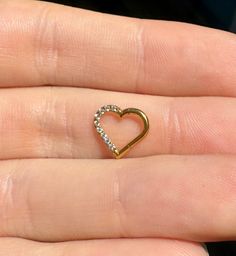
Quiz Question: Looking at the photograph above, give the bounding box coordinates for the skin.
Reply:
[0,0,236,255]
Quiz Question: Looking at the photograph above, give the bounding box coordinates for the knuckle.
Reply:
[166,98,185,153]
[38,87,75,158]
[134,19,168,95]
[37,87,57,157]
[0,167,15,235]
[132,18,146,94]
[0,161,34,236]
[112,166,128,237]
[33,5,59,85]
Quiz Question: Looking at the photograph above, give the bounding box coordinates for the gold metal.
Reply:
[94,105,149,159]
[113,108,149,159]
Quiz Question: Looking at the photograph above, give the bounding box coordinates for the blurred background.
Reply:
[44,0,236,255]
[48,0,236,31]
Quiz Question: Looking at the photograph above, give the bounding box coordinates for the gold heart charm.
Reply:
[94,105,149,159]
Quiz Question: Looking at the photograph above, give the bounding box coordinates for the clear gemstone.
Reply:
[94,106,121,153]
[109,143,115,150]
[107,140,112,146]
[97,109,105,116]
[102,133,108,139]
[94,120,100,127]
[102,135,110,143]
[104,137,109,142]
[96,127,103,133]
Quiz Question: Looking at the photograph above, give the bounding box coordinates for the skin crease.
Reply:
[0,0,235,255]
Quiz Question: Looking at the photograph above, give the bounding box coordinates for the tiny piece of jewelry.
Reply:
[94,105,149,159]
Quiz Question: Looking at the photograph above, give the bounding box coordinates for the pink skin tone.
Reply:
[0,0,236,255]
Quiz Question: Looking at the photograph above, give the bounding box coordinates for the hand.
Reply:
[0,0,236,255]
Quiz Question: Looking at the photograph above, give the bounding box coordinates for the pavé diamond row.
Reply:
[94,105,121,153]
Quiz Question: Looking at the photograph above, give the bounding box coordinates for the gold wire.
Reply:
[112,108,149,159]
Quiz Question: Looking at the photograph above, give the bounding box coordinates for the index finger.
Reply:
[0,0,236,96]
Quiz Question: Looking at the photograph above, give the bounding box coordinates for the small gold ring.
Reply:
[94,105,149,159]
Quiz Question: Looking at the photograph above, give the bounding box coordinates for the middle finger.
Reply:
[0,87,235,159]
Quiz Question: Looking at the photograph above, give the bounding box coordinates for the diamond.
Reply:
[109,143,116,150]
[96,127,103,133]
[106,105,111,111]
[94,106,120,153]
[105,140,111,146]
[102,133,108,139]
[97,108,105,116]
[94,120,100,127]
[104,137,109,143]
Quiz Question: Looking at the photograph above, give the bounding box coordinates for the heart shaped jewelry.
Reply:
[94,105,149,159]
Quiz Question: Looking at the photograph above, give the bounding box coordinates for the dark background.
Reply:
[45,0,236,255]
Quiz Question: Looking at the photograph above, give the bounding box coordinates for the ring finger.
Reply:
[0,155,235,242]
[0,238,208,256]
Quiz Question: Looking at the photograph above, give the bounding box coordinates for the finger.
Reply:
[1,1,236,96]
[0,87,236,159]
[0,238,208,256]
[0,156,235,242]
